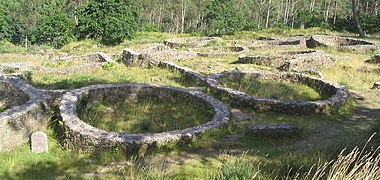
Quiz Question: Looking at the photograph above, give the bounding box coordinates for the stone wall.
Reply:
[0,77,49,151]
[158,61,207,86]
[235,50,335,72]
[36,52,113,75]
[306,35,379,53]
[206,70,349,114]
[59,84,230,153]
[196,46,249,58]
[164,37,223,48]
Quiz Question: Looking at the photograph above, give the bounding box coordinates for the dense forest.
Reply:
[0,0,379,48]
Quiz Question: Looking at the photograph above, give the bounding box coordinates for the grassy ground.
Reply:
[0,30,379,179]
[220,77,322,101]
[78,96,214,133]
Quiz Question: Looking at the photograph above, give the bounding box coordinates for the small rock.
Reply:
[371,82,380,89]
[31,131,48,153]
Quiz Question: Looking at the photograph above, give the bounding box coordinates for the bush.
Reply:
[203,0,244,36]
[34,13,76,48]
[142,23,162,32]
[77,0,140,45]
[0,11,15,41]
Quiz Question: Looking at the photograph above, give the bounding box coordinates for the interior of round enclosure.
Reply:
[60,84,230,153]
[0,81,29,112]
[220,72,335,100]
[206,71,349,114]
[77,85,216,133]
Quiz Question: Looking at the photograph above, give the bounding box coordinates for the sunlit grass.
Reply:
[29,64,188,90]
[78,96,214,133]
[220,76,322,101]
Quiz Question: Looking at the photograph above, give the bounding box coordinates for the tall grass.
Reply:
[306,134,380,180]
[220,76,322,101]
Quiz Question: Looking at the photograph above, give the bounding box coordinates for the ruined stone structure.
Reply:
[206,70,349,114]
[250,36,308,49]
[235,50,335,72]
[246,124,299,137]
[164,37,223,48]
[195,46,249,58]
[37,52,113,74]
[0,77,49,151]
[59,84,230,153]
[306,35,379,53]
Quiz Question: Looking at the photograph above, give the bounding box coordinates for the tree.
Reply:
[0,10,14,41]
[77,0,140,45]
[35,13,76,48]
[203,0,244,35]
[351,0,365,37]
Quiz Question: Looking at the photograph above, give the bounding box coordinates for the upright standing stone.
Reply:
[31,131,48,153]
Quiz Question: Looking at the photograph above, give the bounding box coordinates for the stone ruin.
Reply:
[195,46,249,58]
[59,83,230,153]
[235,50,336,72]
[250,36,307,49]
[0,34,367,152]
[36,52,113,75]
[306,35,379,53]
[164,37,223,48]
[206,70,349,114]
[0,77,48,151]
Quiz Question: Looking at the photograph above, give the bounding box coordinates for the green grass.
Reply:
[78,96,214,133]
[220,76,322,101]
[41,60,87,68]
[29,64,190,90]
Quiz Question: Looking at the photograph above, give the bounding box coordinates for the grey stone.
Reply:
[31,131,48,153]
[371,82,380,89]
[246,124,299,137]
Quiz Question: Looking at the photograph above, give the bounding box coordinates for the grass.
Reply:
[28,64,190,90]
[220,76,322,101]
[78,96,214,133]
[41,60,87,68]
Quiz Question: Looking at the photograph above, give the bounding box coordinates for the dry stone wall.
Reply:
[0,77,49,151]
[306,35,379,53]
[235,50,335,72]
[59,84,230,153]
[206,70,349,114]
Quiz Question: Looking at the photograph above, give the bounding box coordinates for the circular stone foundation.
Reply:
[206,70,349,114]
[59,84,230,153]
[164,37,223,48]
[196,46,249,58]
[0,77,48,151]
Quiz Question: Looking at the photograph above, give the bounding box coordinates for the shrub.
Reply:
[34,13,76,48]
[77,0,140,45]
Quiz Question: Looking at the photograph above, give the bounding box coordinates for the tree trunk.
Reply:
[352,0,365,37]
[265,0,272,28]
[325,0,331,22]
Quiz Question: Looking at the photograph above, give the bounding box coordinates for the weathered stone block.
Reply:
[31,131,48,153]
[246,124,299,137]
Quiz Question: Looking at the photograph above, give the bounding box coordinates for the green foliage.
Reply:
[77,0,140,45]
[203,0,244,36]
[142,23,162,32]
[0,11,14,41]
[35,13,76,48]
[0,41,26,53]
